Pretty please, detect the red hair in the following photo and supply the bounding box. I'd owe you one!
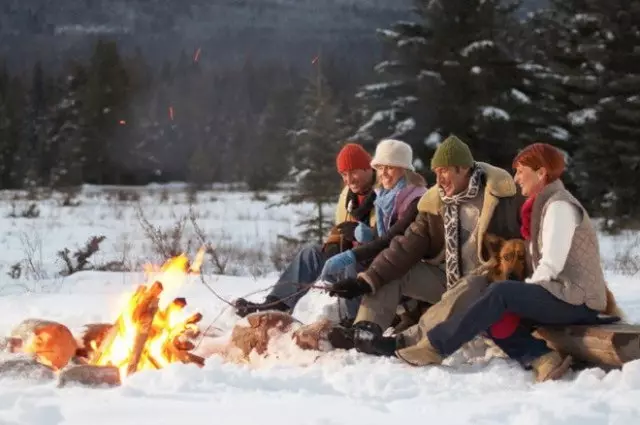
[512,143,565,183]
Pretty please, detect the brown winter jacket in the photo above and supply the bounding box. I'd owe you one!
[359,162,524,294]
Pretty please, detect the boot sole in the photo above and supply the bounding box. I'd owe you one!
[539,355,573,382]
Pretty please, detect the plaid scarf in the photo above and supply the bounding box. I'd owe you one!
[439,165,484,288]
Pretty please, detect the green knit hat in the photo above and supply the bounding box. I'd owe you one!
[430,134,475,170]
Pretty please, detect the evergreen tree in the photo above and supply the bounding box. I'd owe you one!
[82,39,133,184]
[286,62,350,244]
[355,0,548,173]
[47,63,90,188]
[0,64,26,188]
[530,1,640,230]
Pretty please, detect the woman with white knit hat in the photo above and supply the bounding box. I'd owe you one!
[319,139,427,326]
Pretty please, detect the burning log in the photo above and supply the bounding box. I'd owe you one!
[58,365,121,388]
[125,281,163,375]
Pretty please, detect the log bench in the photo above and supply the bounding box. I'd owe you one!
[534,323,640,369]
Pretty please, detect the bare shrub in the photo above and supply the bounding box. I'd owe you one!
[18,231,47,280]
[7,202,40,218]
[58,186,82,207]
[57,235,122,276]
[270,235,303,272]
[609,235,640,276]
[158,188,170,203]
[137,205,193,260]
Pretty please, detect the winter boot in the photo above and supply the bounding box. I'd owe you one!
[531,351,572,382]
[327,325,356,350]
[395,336,444,366]
[234,295,289,318]
[353,321,398,357]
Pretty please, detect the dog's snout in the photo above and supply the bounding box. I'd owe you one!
[507,272,521,281]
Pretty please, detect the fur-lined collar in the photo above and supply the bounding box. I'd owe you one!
[418,162,517,214]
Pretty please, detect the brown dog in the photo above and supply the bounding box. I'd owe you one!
[484,234,623,318]
[484,234,528,282]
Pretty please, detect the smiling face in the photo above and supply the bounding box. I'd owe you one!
[514,163,547,197]
[434,166,471,197]
[375,165,405,190]
[340,168,374,194]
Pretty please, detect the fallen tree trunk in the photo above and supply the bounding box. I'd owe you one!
[534,323,640,368]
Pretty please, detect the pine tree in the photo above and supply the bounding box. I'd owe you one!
[245,86,298,191]
[47,63,90,188]
[355,0,547,172]
[286,61,350,244]
[531,1,640,230]
[0,64,26,188]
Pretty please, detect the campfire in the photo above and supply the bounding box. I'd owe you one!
[87,250,207,379]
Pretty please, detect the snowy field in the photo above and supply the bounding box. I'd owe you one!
[0,185,639,425]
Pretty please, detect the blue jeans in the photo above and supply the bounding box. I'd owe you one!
[269,245,361,320]
[428,281,601,362]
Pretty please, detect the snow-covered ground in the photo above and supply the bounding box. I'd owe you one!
[0,185,639,425]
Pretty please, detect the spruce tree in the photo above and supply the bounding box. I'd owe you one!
[286,62,350,244]
[355,0,547,172]
[530,1,640,229]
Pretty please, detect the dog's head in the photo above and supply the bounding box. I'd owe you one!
[484,234,527,282]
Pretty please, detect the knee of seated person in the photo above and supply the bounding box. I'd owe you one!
[487,280,520,296]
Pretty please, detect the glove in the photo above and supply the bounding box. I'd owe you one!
[354,222,374,243]
[320,250,356,280]
[329,277,372,299]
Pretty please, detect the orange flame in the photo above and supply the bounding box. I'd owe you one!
[90,249,205,379]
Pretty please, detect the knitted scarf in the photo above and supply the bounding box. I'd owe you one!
[439,165,484,288]
[374,177,407,237]
[520,195,536,240]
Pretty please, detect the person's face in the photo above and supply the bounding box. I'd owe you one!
[375,165,405,190]
[434,166,471,197]
[341,168,374,194]
[514,163,546,197]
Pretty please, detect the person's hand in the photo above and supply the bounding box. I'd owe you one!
[354,222,374,243]
[329,277,372,299]
[319,250,356,280]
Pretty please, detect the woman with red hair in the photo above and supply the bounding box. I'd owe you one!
[395,142,618,383]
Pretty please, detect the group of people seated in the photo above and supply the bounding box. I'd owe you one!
[234,135,618,383]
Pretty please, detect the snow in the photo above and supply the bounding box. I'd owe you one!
[460,40,495,57]
[356,110,396,137]
[398,37,427,47]
[511,88,531,104]
[568,108,597,126]
[393,117,416,135]
[481,106,511,120]
[418,70,444,84]
[0,187,639,425]
[425,131,442,148]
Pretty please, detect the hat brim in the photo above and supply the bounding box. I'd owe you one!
[370,158,415,172]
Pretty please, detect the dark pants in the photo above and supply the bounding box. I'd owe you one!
[269,244,362,319]
[428,281,600,361]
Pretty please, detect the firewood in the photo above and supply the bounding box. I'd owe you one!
[535,323,640,368]
[168,345,205,367]
[58,365,121,388]
[126,295,160,376]
[91,285,146,364]
[0,358,56,381]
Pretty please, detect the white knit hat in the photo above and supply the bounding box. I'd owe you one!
[370,139,415,171]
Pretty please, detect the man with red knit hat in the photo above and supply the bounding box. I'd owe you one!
[234,143,377,318]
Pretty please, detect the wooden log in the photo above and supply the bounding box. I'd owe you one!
[58,365,121,388]
[534,323,640,368]
[91,285,146,364]
[126,284,162,376]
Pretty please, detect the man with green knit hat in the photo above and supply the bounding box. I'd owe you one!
[328,134,525,365]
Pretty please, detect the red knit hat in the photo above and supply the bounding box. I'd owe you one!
[336,143,372,173]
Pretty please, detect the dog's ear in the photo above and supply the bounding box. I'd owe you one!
[484,234,505,259]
